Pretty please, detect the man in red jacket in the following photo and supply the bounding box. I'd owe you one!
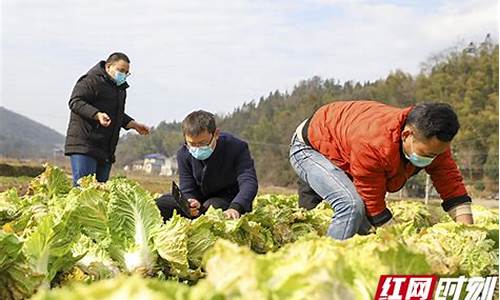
[289,100,473,240]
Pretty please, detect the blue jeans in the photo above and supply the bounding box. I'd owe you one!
[70,154,112,186]
[289,135,371,240]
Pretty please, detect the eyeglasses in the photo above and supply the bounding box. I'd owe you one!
[118,70,131,77]
[185,134,215,148]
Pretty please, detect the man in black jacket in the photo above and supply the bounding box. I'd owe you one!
[156,110,258,221]
[65,52,150,186]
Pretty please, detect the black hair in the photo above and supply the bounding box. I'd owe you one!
[182,110,216,136]
[106,52,130,64]
[406,103,460,142]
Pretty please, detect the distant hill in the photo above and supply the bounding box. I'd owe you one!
[116,38,498,194]
[0,107,65,159]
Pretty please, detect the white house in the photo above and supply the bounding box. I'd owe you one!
[123,154,178,176]
[131,160,145,171]
[124,160,144,172]
[160,155,178,176]
[143,153,167,174]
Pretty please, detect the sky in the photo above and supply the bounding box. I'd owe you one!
[1,0,498,135]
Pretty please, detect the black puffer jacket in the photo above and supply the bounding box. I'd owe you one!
[64,61,134,163]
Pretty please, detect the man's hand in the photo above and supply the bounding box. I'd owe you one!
[455,214,474,225]
[449,203,474,225]
[95,112,111,127]
[224,208,240,219]
[127,120,151,135]
[133,122,151,135]
[188,199,201,217]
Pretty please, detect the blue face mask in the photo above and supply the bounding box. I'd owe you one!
[404,136,435,167]
[187,136,216,160]
[188,146,214,160]
[114,71,128,86]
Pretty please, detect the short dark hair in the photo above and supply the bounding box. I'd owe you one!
[406,103,460,142]
[106,52,130,64]
[182,110,217,136]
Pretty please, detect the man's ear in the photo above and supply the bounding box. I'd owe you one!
[214,128,221,136]
[401,125,412,140]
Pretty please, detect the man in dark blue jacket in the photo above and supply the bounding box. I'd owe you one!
[156,110,258,221]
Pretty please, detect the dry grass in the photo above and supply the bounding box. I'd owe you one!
[0,176,33,194]
[122,173,176,195]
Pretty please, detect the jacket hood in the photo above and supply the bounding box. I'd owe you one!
[87,61,129,89]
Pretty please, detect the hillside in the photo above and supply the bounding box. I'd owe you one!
[115,38,498,194]
[0,107,65,158]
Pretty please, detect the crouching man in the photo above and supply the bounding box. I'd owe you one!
[156,110,258,221]
[289,100,473,240]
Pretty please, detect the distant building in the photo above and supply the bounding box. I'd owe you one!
[160,155,178,176]
[143,153,167,175]
[123,159,144,172]
[132,160,145,171]
[124,153,178,176]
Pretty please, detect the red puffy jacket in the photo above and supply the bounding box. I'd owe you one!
[304,100,470,223]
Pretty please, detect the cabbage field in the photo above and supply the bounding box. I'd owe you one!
[1,165,498,299]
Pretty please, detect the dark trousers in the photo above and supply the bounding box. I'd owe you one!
[70,154,112,186]
[156,194,231,222]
